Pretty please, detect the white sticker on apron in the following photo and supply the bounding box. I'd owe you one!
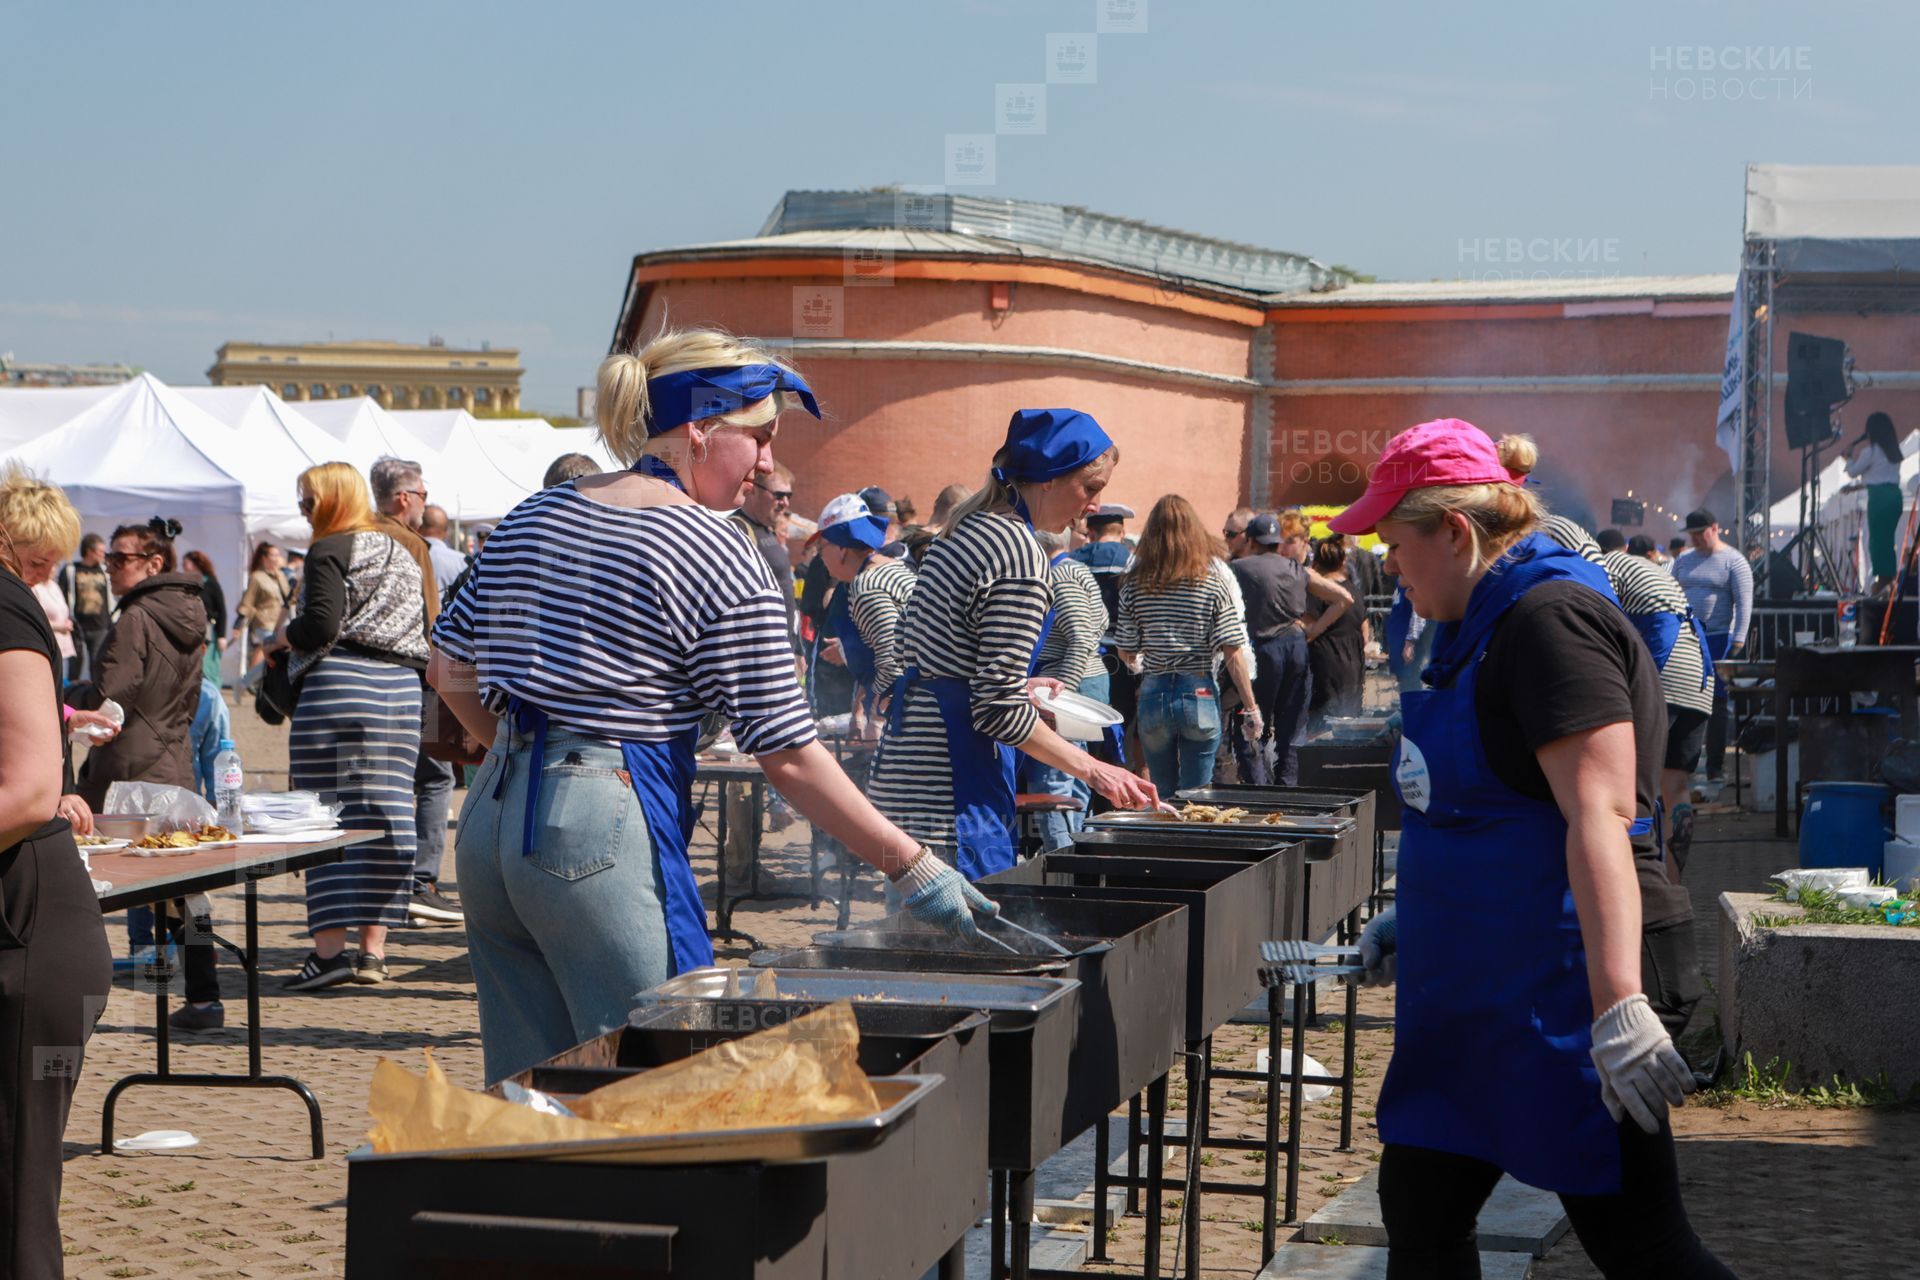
[1397,735,1432,813]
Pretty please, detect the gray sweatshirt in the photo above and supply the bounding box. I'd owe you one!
[1671,544,1753,641]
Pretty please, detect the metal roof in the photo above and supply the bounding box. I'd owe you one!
[1268,274,1737,307]
[640,190,1346,298]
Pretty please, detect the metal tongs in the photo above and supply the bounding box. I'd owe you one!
[978,912,1074,957]
[1258,939,1364,987]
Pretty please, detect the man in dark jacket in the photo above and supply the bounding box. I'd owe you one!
[59,533,113,682]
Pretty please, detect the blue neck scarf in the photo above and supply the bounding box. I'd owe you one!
[644,364,820,436]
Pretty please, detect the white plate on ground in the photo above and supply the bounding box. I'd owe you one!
[113,1129,199,1152]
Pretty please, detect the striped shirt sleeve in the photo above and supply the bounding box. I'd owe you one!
[971,568,1050,745]
[683,568,816,756]
[430,552,481,664]
[850,562,915,697]
[1208,561,1250,651]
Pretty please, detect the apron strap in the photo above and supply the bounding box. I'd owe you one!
[503,695,550,859]
[619,731,713,974]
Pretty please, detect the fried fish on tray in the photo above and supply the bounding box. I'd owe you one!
[1175,803,1250,824]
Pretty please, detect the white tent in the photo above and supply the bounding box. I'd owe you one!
[343,404,538,521]
[173,386,362,545]
[0,382,123,449]
[2,375,306,677]
[291,396,424,470]
[1767,435,1920,592]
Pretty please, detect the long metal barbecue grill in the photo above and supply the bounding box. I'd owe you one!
[344,1000,988,1279]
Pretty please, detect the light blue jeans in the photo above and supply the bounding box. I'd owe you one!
[1137,671,1222,798]
[456,725,673,1085]
[1022,671,1110,851]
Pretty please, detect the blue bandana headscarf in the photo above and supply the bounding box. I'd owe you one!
[992,408,1113,485]
[644,363,821,436]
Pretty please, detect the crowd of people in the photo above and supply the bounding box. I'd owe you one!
[0,321,1807,1275]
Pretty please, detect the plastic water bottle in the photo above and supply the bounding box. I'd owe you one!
[1838,600,1859,649]
[214,738,245,834]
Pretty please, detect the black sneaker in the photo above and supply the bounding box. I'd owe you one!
[352,952,389,986]
[169,1002,225,1032]
[408,883,463,924]
[285,951,356,991]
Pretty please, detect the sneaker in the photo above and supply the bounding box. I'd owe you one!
[285,951,356,991]
[352,952,389,985]
[1669,803,1696,874]
[408,883,463,924]
[169,1002,225,1032]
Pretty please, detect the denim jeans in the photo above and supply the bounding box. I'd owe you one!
[1703,631,1733,778]
[1136,671,1223,798]
[1022,671,1109,851]
[456,725,674,1084]
[412,751,455,886]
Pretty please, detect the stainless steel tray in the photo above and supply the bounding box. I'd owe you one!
[638,966,1080,1031]
[1091,810,1354,836]
[347,1074,939,1166]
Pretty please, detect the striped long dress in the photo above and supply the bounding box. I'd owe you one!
[868,510,1050,850]
[291,653,422,931]
[287,529,429,934]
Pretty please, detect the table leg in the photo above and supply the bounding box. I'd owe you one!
[1340,909,1360,1152]
[714,783,733,931]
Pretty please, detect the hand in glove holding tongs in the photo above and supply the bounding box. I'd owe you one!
[1350,905,1397,987]
[891,847,999,939]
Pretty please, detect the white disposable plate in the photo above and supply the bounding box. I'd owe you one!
[78,838,130,853]
[238,829,343,844]
[189,839,240,850]
[1031,687,1123,741]
[114,1129,199,1152]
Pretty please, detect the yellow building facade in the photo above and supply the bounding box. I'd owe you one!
[207,339,522,411]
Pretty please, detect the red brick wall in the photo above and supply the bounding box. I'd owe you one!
[635,280,1257,526]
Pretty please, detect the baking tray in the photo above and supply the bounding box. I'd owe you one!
[638,966,1078,1032]
[1091,809,1354,836]
[348,1074,939,1166]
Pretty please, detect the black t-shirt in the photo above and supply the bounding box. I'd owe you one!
[1231,552,1309,640]
[0,570,73,816]
[1473,581,1690,929]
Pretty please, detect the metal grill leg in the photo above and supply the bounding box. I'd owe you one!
[1010,1170,1035,1280]
[1090,1112,1112,1263]
[991,1168,1008,1280]
[1285,976,1309,1224]
[1127,1093,1142,1216]
[1145,1075,1168,1280]
[1262,982,1282,1263]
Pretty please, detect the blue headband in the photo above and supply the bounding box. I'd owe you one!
[644,364,821,436]
[992,408,1113,485]
[822,514,888,551]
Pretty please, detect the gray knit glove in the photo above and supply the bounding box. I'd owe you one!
[1589,994,1693,1134]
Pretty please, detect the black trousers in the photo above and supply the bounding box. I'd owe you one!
[1378,1124,1739,1279]
[1252,631,1312,786]
[1,828,112,1280]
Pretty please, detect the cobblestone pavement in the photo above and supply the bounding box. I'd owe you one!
[55,719,1920,1276]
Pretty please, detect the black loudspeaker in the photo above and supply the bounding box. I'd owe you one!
[1610,499,1645,527]
[1785,331,1848,448]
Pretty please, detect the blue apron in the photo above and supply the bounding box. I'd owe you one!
[1629,609,1715,694]
[1381,533,1627,1196]
[830,582,879,690]
[886,536,1054,881]
[499,698,714,975]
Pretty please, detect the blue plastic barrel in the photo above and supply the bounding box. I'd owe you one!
[1799,781,1890,878]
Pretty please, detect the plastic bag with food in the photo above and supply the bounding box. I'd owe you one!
[101,781,218,833]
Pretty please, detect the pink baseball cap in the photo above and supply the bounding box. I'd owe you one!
[1326,418,1524,535]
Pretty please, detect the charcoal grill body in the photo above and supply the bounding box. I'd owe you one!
[345,1003,985,1280]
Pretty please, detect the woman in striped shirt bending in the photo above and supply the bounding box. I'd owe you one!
[870,409,1159,880]
[1116,495,1258,796]
[429,328,996,1083]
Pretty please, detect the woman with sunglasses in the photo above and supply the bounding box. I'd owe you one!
[430,327,997,1084]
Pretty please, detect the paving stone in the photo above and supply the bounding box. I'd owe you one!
[1259,1242,1532,1278]
[963,1219,1089,1275]
[1303,1168,1568,1257]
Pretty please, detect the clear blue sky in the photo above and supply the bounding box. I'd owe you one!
[4,0,1907,413]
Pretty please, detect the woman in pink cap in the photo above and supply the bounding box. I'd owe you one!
[1333,420,1736,1278]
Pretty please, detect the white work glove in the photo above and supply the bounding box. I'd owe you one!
[895,850,999,940]
[1589,993,1693,1134]
[1349,906,1396,987]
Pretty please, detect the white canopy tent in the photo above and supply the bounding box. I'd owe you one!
[299,399,529,521]
[1,375,307,678]
[1767,435,1920,593]
[0,382,122,449]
